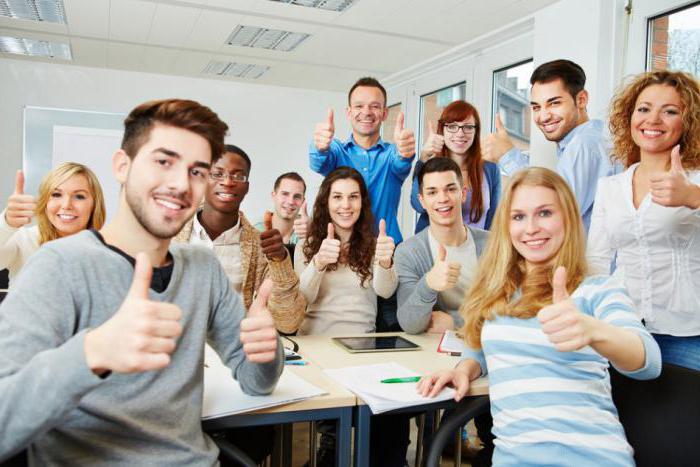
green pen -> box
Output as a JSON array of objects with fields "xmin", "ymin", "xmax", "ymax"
[{"xmin": 380, "ymin": 376, "xmax": 421, "ymax": 384}]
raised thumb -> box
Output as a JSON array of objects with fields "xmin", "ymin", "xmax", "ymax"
[
  {"xmin": 300, "ymin": 200, "xmax": 308, "ymax": 218},
  {"xmin": 378, "ymin": 218, "xmax": 386, "ymax": 237},
  {"xmin": 14, "ymin": 170, "xmax": 24, "ymax": 195},
  {"xmin": 437, "ymin": 243, "xmax": 447, "ymax": 262},
  {"xmin": 250, "ymin": 279, "xmax": 273, "ymax": 315},
  {"xmin": 552, "ymin": 266, "xmax": 569, "ymax": 303},
  {"xmin": 395, "ymin": 111, "xmax": 405, "ymax": 135},
  {"xmin": 327, "ymin": 222, "xmax": 335, "ymax": 240},
  {"xmin": 670, "ymin": 144, "xmax": 683, "ymax": 172},
  {"xmin": 428, "ymin": 121, "xmax": 436, "ymax": 136},
  {"xmin": 263, "ymin": 210, "xmax": 273, "ymax": 231},
  {"xmin": 495, "ymin": 114, "xmax": 506, "ymax": 134},
  {"xmin": 128, "ymin": 252, "xmax": 153, "ymax": 300},
  {"xmin": 327, "ymin": 108, "xmax": 334, "ymax": 129}
]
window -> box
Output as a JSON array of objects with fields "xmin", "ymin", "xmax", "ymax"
[
  {"xmin": 419, "ymin": 82, "xmax": 466, "ymax": 147},
  {"xmin": 648, "ymin": 2, "xmax": 700, "ymax": 76},
  {"xmin": 492, "ymin": 60, "xmax": 533, "ymax": 153},
  {"xmin": 382, "ymin": 103, "xmax": 403, "ymax": 143}
]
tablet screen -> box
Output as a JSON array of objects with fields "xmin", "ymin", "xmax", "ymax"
[{"xmin": 332, "ymin": 336, "xmax": 421, "ymax": 353}]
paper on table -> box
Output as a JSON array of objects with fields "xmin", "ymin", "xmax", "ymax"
[
  {"xmin": 438, "ymin": 330, "xmax": 466, "ymax": 354},
  {"xmin": 202, "ymin": 345, "xmax": 327, "ymax": 420},
  {"xmin": 324, "ymin": 362, "xmax": 456, "ymax": 414}
]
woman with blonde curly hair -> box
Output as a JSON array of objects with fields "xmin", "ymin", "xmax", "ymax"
[
  {"xmin": 588, "ymin": 70, "xmax": 700, "ymax": 370},
  {"xmin": 0, "ymin": 162, "xmax": 106, "ymax": 285},
  {"xmin": 419, "ymin": 167, "xmax": 661, "ymax": 466}
]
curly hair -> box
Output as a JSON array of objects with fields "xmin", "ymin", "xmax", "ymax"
[
  {"xmin": 302, "ymin": 167, "xmax": 376, "ymax": 287},
  {"xmin": 609, "ymin": 70, "xmax": 700, "ymax": 169}
]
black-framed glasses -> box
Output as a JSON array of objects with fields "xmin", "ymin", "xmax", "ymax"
[
  {"xmin": 443, "ymin": 123, "xmax": 477, "ymax": 134},
  {"xmin": 210, "ymin": 172, "xmax": 248, "ymax": 183}
]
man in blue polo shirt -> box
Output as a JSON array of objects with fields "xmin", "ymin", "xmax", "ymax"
[{"xmin": 309, "ymin": 76, "xmax": 415, "ymax": 243}]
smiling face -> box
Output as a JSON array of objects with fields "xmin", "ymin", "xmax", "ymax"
[
  {"xmin": 45, "ymin": 173, "xmax": 95, "ymax": 237},
  {"xmin": 346, "ymin": 85, "xmax": 388, "ymax": 138},
  {"xmin": 419, "ymin": 170, "xmax": 467, "ymax": 228},
  {"xmin": 630, "ymin": 84, "xmax": 684, "ymax": 158},
  {"xmin": 442, "ymin": 116, "xmax": 477, "ymax": 157},
  {"xmin": 272, "ymin": 178, "xmax": 305, "ymax": 220},
  {"xmin": 119, "ymin": 124, "xmax": 212, "ymax": 240},
  {"xmin": 530, "ymin": 79, "xmax": 587, "ymax": 143},
  {"xmin": 328, "ymin": 178, "xmax": 362, "ymax": 235},
  {"xmin": 509, "ymin": 184, "xmax": 565, "ymax": 270},
  {"xmin": 204, "ymin": 151, "xmax": 250, "ymax": 215}
]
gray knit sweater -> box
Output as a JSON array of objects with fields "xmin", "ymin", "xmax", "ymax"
[
  {"xmin": 394, "ymin": 227, "xmax": 489, "ymax": 334},
  {"xmin": 0, "ymin": 230, "xmax": 283, "ymax": 466}
]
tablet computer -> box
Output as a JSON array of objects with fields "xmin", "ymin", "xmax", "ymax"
[{"xmin": 332, "ymin": 336, "xmax": 421, "ymax": 353}]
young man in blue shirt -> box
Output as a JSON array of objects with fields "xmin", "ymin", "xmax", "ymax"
[{"xmin": 484, "ymin": 59, "xmax": 617, "ymax": 232}]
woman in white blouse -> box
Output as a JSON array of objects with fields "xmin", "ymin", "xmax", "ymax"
[
  {"xmin": 294, "ymin": 166, "xmax": 398, "ymax": 335},
  {"xmin": 588, "ymin": 70, "xmax": 700, "ymax": 370}
]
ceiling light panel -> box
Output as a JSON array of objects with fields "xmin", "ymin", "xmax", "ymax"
[
  {"xmin": 267, "ymin": 0, "xmax": 356, "ymax": 13},
  {"xmin": 227, "ymin": 25, "xmax": 310, "ymax": 52},
  {"xmin": 202, "ymin": 60, "xmax": 270, "ymax": 79},
  {"xmin": 0, "ymin": 35, "xmax": 71, "ymax": 59},
  {"xmin": 0, "ymin": 0, "xmax": 67, "ymax": 24}
]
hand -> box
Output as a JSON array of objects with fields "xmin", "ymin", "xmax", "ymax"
[
  {"xmin": 483, "ymin": 114, "xmax": 514, "ymax": 163},
  {"xmin": 313, "ymin": 223, "xmax": 340, "ymax": 270},
  {"xmin": 293, "ymin": 200, "xmax": 309, "ymax": 241},
  {"xmin": 649, "ymin": 145, "xmax": 700, "ymax": 209},
  {"xmin": 241, "ymin": 279, "xmax": 279, "ymax": 363},
  {"xmin": 425, "ymin": 244, "xmax": 461, "ymax": 292},
  {"xmin": 5, "ymin": 170, "xmax": 37, "ymax": 228},
  {"xmin": 314, "ymin": 108, "xmax": 335, "ymax": 152},
  {"xmin": 420, "ymin": 121, "xmax": 444, "ymax": 161},
  {"xmin": 393, "ymin": 112, "xmax": 416, "ymax": 159},
  {"xmin": 260, "ymin": 211, "xmax": 287, "ymax": 261},
  {"xmin": 374, "ymin": 219, "xmax": 395, "ymax": 269},
  {"xmin": 426, "ymin": 311, "xmax": 455, "ymax": 334},
  {"xmin": 417, "ymin": 368, "xmax": 470, "ymax": 401},
  {"xmin": 538, "ymin": 266, "xmax": 597, "ymax": 352},
  {"xmin": 84, "ymin": 253, "xmax": 183, "ymax": 374}
]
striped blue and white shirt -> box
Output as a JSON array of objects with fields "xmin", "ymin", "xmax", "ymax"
[{"xmin": 462, "ymin": 274, "xmax": 661, "ymax": 466}]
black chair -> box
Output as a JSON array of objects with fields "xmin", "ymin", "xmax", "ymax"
[{"xmin": 611, "ymin": 363, "xmax": 700, "ymax": 467}]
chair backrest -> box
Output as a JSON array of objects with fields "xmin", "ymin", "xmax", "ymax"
[{"xmin": 611, "ymin": 363, "xmax": 700, "ymax": 467}]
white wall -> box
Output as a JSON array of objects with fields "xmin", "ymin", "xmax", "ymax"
[{"xmin": 0, "ymin": 58, "xmax": 348, "ymax": 222}]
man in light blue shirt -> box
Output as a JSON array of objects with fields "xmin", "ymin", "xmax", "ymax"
[
  {"xmin": 309, "ymin": 77, "xmax": 416, "ymax": 243},
  {"xmin": 484, "ymin": 59, "xmax": 617, "ymax": 231}
]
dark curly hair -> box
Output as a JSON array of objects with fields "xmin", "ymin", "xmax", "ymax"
[{"xmin": 303, "ymin": 167, "xmax": 376, "ymax": 287}]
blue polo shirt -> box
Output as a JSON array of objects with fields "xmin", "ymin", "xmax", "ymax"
[{"xmin": 309, "ymin": 135, "xmax": 413, "ymax": 243}]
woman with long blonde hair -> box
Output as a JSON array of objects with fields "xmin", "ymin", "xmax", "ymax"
[
  {"xmin": 419, "ymin": 168, "xmax": 660, "ymax": 466},
  {"xmin": 588, "ymin": 70, "xmax": 700, "ymax": 370},
  {"xmin": 1, "ymin": 162, "xmax": 106, "ymax": 285}
]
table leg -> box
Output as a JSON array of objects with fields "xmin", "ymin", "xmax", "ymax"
[
  {"xmin": 353, "ymin": 405, "xmax": 372, "ymax": 467},
  {"xmin": 336, "ymin": 407, "xmax": 353, "ymax": 467}
]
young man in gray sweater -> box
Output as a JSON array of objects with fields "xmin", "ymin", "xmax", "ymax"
[
  {"xmin": 395, "ymin": 157, "xmax": 490, "ymax": 334},
  {"xmin": 0, "ymin": 99, "xmax": 283, "ymax": 466}
]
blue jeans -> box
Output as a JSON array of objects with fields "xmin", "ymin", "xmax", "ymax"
[{"xmin": 652, "ymin": 333, "xmax": 700, "ymax": 371}]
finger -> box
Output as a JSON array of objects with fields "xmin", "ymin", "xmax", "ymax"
[
  {"xmin": 552, "ymin": 266, "xmax": 569, "ymax": 303},
  {"xmin": 246, "ymin": 351, "xmax": 277, "ymax": 364},
  {"xmin": 537, "ymin": 303, "xmax": 562, "ymax": 324},
  {"xmin": 128, "ymin": 253, "xmax": 152, "ymax": 300},
  {"xmin": 495, "ymin": 113, "xmax": 506, "ymax": 134},
  {"xmin": 378, "ymin": 219, "xmax": 386, "ymax": 237},
  {"xmin": 14, "ymin": 170, "xmax": 24, "ymax": 195},
  {"xmin": 301, "ymin": 200, "xmax": 308, "ymax": 218},
  {"xmin": 437, "ymin": 243, "xmax": 447, "ymax": 262},
  {"xmin": 429, "ymin": 373, "xmax": 451, "ymax": 398},
  {"xmin": 649, "ymin": 172, "xmax": 667, "ymax": 184},
  {"xmin": 7, "ymin": 210, "xmax": 36, "ymax": 219},
  {"xmin": 327, "ymin": 108, "xmax": 334, "ymax": 130},
  {"xmin": 671, "ymin": 144, "xmax": 683, "ymax": 172},
  {"xmin": 263, "ymin": 210, "xmax": 273, "ymax": 231},
  {"xmin": 243, "ymin": 339, "xmax": 279, "ymax": 356},
  {"xmin": 428, "ymin": 121, "xmax": 436, "ymax": 136},
  {"xmin": 148, "ymin": 319, "xmax": 183, "ymax": 338},
  {"xmin": 250, "ymin": 278, "xmax": 274, "ymax": 316},
  {"xmin": 152, "ymin": 303, "xmax": 183, "ymax": 322},
  {"xmin": 395, "ymin": 112, "xmax": 405, "ymax": 136},
  {"xmin": 327, "ymin": 222, "xmax": 335, "ymax": 240},
  {"xmin": 140, "ymin": 336, "xmax": 177, "ymax": 354},
  {"xmin": 454, "ymin": 373, "xmax": 470, "ymax": 401},
  {"xmin": 135, "ymin": 353, "xmax": 171, "ymax": 371}
]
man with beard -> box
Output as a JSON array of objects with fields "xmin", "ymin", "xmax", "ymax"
[
  {"xmin": 484, "ymin": 59, "xmax": 617, "ymax": 232},
  {"xmin": 0, "ymin": 99, "xmax": 282, "ymax": 465},
  {"xmin": 174, "ymin": 146, "xmax": 305, "ymax": 335}
]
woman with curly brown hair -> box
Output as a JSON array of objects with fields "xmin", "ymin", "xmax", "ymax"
[
  {"xmin": 294, "ymin": 166, "xmax": 398, "ymax": 335},
  {"xmin": 588, "ymin": 70, "xmax": 700, "ymax": 370}
]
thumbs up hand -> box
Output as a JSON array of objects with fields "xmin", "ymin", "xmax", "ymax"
[
  {"xmin": 393, "ymin": 112, "xmax": 416, "ymax": 159},
  {"xmin": 5, "ymin": 170, "xmax": 37, "ymax": 229},
  {"xmin": 313, "ymin": 223, "xmax": 340, "ymax": 270},
  {"xmin": 241, "ymin": 279, "xmax": 279, "ymax": 364},
  {"xmin": 374, "ymin": 219, "xmax": 395, "ymax": 269},
  {"xmin": 293, "ymin": 201, "xmax": 309, "ymax": 241},
  {"xmin": 83, "ymin": 253, "xmax": 183, "ymax": 375},
  {"xmin": 314, "ymin": 108, "xmax": 335, "ymax": 152},
  {"xmin": 538, "ymin": 267, "xmax": 596, "ymax": 352},
  {"xmin": 483, "ymin": 114, "xmax": 514, "ymax": 163},
  {"xmin": 649, "ymin": 145, "xmax": 700, "ymax": 208},
  {"xmin": 425, "ymin": 244, "xmax": 461, "ymax": 292},
  {"xmin": 420, "ymin": 121, "xmax": 444, "ymax": 161},
  {"xmin": 260, "ymin": 210, "xmax": 287, "ymax": 262}
]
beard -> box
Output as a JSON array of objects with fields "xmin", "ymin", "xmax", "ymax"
[{"xmin": 125, "ymin": 180, "xmax": 193, "ymax": 240}]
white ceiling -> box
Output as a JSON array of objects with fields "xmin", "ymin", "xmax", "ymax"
[{"xmin": 0, "ymin": 0, "xmax": 559, "ymax": 91}]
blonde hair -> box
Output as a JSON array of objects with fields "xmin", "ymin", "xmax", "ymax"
[
  {"xmin": 461, "ymin": 167, "xmax": 587, "ymax": 348},
  {"xmin": 36, "ymin": 162, "xmax": 106, "ymax": 245},
  {"xmin": 609, "ymin": 70, "xmax": 700, "ymax": 169}
]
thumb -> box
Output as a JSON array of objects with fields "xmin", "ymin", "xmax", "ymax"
[
  {"xmin": 327, "ymin": 222, "xmax": 335, "ymax": 240},
  {"xmin": 300, "ymin": 200, "xmax": 308, "ymax": 218},
  {"xmin": 437, "ymin": 243, "xmax": 447, "ymax": 262},
  {"xmin": 495, "ymin": 114, "xmax": 506, "ymax": 134},
  {"xmin": 327, "ymin": 108, "xmax": 334, "ymax": 129},
  {"xmin": 428, "ymin": 121, "xmax": 436, "ymax": 136},
  {"xmin": 263, "ymin": 210, "xmax": 273, "ymax": 231},
  {"xmin": 552, "ymin": 266, "xmax": 569, "ymax": 303},
  {"xmin": 128, "ymin": 252, "xmax": 152, "ymax": 300},
  {"xmin": 14, "ymin": 170, "xmax": 24, "ymax": 195},
  {"xmin": 670, "ymin": 144, "xmax": 683, "ymax": 172},
  {"xmin": 250, "ymin": 279, "xmax": 273, "ymax": 315},
  {"xmin": 395, "ymin": 111, "xmax": 405, "ymax": 136},
  {"xmin": 378, "ymin": 218, "xmax": 386, "ymax": 237}
]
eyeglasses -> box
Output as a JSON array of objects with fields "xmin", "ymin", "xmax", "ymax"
[
  {"xmin": 443, "ymin": 123, "xmax": 477, "ymax": 134},
  {"xmin": 210, "ymin": 172, "xmax": 248, "ymax": 183}
]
